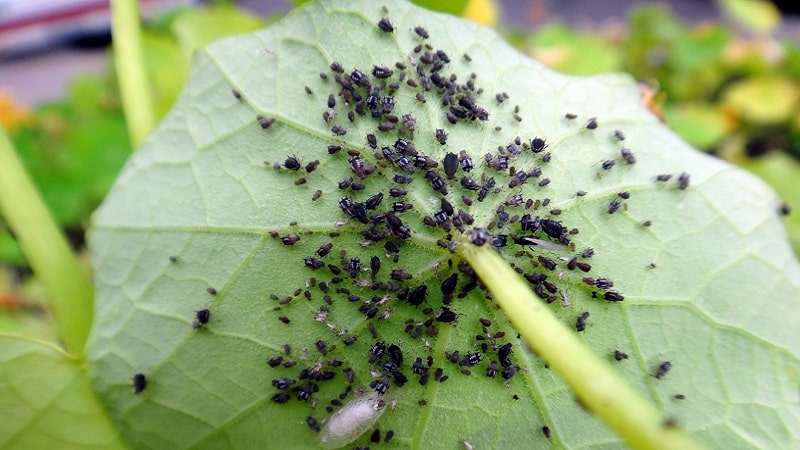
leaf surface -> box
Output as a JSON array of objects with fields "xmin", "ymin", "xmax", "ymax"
[
  {"xmin": 0, "ymin": 335, "xmax": 125, "ymax": 449},
  {"xmin": 88, "ymin": 1, "xmax": 800, "ymax": 448}
]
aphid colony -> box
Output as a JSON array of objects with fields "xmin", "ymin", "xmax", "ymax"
[{"xmin": 130, "ymin": 9, "xmax": 695, "ymax": 447}]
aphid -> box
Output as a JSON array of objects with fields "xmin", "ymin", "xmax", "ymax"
[
  {"xmin": 132, "ymin": 373, "xmax": 147, "ymax": 394},
  {"xmin": 613, "ymin": 350, "xmax": 629, "ymax": 361},
  {"xmin": 330, "ymin": 61, "xmax": 345, "ymax": 73},
  {"xmin": 373, "ymin": 375, "xmax": 391, "ymax": 395},
  {"xmin": 294, "ymin": 178, "xmax": 307, "ymax": 186},
  {"xmin": 304, "ymin": 85, "xmax": 314, "ymax": 95},
  {"xmin": 674, "ymin": 394, "xmax": 686, "ymax": 400},
  {"xmin": 339, "ymin": 197, "xmax": 369, "ymax": 224},
  {"xmin": 604, "ymin": 291, "xmax": 624, "ymax": 302},
  {"xmin": 478, "ymin": 177, "xmax": 496, "ymax": 202},
  {"xmin": 460, "ymin": 352, "xmax": 482, "ymax": 367},
  {"xmin": 257, "ymin": 115, "xmax": 275, "ymax": 129},
  {"xmin": 618, "ymin": 191, "xmax": 630, "ymax": 200},
  {"xmin": 392, "ymin": 201, "xmax": 414, "ymax": 212},
  {"xmin": 642, "ymin": 220, "xmax": 652, "ymax": 227},
  {"xmin": 565, "ymin": 113, "xmax": 577, "ymax": 119},
  {"xmin": 601, "ymin": 160, "xmax": 615, "ymax": 170},
  {"xmin": 537, "ymin": 255, "xmax": 556, "ymax": 271},
  {"xmin": 377, "ymin": 17, "xmax": 394, "ymax": 32},
  {"xmin": 531, "ymin": 137, "xmax": 547, "ymax": 152},
  {"xmin": 408, "ymin": 285, "xmax": 428, "ymax": 306},
  {"xmin": 312, "ymin": 190, "xmax": 323, "ymax": 201},
  {"xmin": 779, "ymin": 202, "xmax": 791, "ymax": 216},
  {"xmin": 608, "ymin": 200, "xmax": 621, "ymax": 214},
  {"xmin": 332, "ymin": 125, "xmax": 347, "ymax": 136},
  {"xmin": 319, "ymin": 392, "xmax": 386, "ymax": 450},
  {"xmin": 278, "ymin": 316, "xmax": 290, "ymax": 324},
  {"xmin": 284, "ymin": 155, "xmax": 302, "ymax": 170},
  {"xmin": 388, "ymin": 187, "xmax": 406, "ymax": 197},
  {"xmin": 414, "ymin": 26, "xmax": 429, "ymax": 38},
  {"xmin": 435, "ymin": 308, "xmax": 457, "ymax": 323},
  {"xmin": 388, "ymin": 344, "xmax": 404, "ymax": 367},
  {"xmin": 192, "ymin": 309, "xmax": 210, "ymax": 329},
  {"xmin": 595, "ymin": 278, "xmax": 613, "ymax": 289},
  {"xmin": 316, "ymin": 243, "xmax": 333, "ymax": 257},
  {"xmin": 371, "ymin": 429, "xmax": 381, "ymax": 443},
  {"xmin": 443, "ymin": 152, "xmax": 459, "ymax": 179},
  {"xmin": 415, "ymin": 155, "xmax": 438, "ymax": 169},
  {"xmin": 385, "ymin": 430, "xmax": 394, "ymax": 443},
  {"xmin": 415, "ymin": 92, "xmax": 426, "ymax": 103},
  {"xmin": 267, "ymin": 355, "xmax": 283, "ymax": 367},
  {"xmin": 372, "ymin": 65, "xmax": 394, "ymax": 79},
  {"xmin": 393, "ymin": 174, "xmax": 413, "ymax": 184},
  {"xmin": 585, "ymin": 117, "xmax": 598, "ymax": 129},
  {"xmin": 435, "ymin": 128, "xmax": 448, "ymax": 145},
  {"xmin": 621, "ymin": 148, "xmax": 636, "ymax": 164},
  {"xmin": 272, "ymin": 393, "xmax": 290, "ymax": 404},
  {"xmin": 419, "ymin": 374, "xmax": 429, "ymax": 385},
  {"xmin": 281, "ymin": 234, "xmax": 301, "ymax": 246},
  {"xmin": 538, "ymin": 178, "xmax": 550, "ymax": 187},
  {"xmin": 501, "ymin": 365, "xmax": 519, "ymax": 380},
  {"xmin": 459, "ymin": 150, "xmax": 474, "ymax": 172},
  {"xmin": 678, "ymin": 172, "xmax": 690, "ymax": 190},
  {"xmin": 576, "ymin": 311, "xmax": 589, "ymax": 332},
  {"xmin": 656, "ymin": 174, "xmax": 672, "ymax": 182},
  {"xmin": 542, "ymin": 426, "xmax": 551, "ymax": 439},
  {"xmin": 655, "ymin": 361, "xmax": 672, "ymax": 379},
  {"xmin": 365, "ymin": 193, "xmax": 384, "ymax": 210},
  {"xmin": 460, "ymin": 176, "xmax": 481, "ymax": 190},
  {"xmin": 425, "ymin": 171, "xmax": 447, "ymax": 194}
]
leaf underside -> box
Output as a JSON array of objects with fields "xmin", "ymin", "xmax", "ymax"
[{"xmin": 88, "ymin": 0, "xmax": 800, "ymax": 449}]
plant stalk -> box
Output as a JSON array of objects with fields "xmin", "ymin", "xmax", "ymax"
[
  {"xmin": 111, "ymin": 0, "xmax": 155, "ymax": 148},
  {"xmin": 0, "ymin": 127, "xmax": 94, "ymax": 355},
  {"xmin": 458, "ymin": 243, "xmax": 707, "ymax": 450}
]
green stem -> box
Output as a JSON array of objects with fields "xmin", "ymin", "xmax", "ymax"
[
  {"xmin": 458, "ymin": 243, "xmax": 707, "ymax": 450},
  {"xmin": 111, "ymin": 0, "xmax": 155, "ymax": 148},
  {"xmin": 0, "ymin": 127, "xmax": 94, "ymax": 356}
]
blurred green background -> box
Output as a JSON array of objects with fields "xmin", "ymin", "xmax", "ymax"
[{"xmin": 1, "ymin": 0, "xmax": 798, "ymax": 337}]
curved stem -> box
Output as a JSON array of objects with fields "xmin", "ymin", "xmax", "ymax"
[
  {"xmin": 0, "ymin": 127, "xmax": 94, "ymax": 356},
  {"xmin": 457, "ymin": 243, "xmax": 707, "ymax": 450},
  {"xmin": 111, "ymin": 0, "xmax": 155, "ymax": 148}
]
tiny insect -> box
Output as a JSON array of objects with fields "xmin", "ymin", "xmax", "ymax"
[
  {"xmin": 377, "ymin": 17, "xmax": 394, "ymax": 32},
  {"xmin": 132, "ymin": 373, "xmax": 147, "ymax": 394},
  {"xmin": 414, "ymin": 26, "xmax": 429, "ymax": 38},
  {"xmin": 621, "ymin": 148, "xmax": 636, "ymax": 164},
  {"xmin": 601, "ymin": 160, "xmax": 615, "ymax": 170},
  {"xmin": 257, "ymin": 115, "xmax": 275, "ymax": 129},
  {"xmin": 678, "ymin": 172, "xmax": 690, "ymax": 190},
  {"xmin": 613, "ymin": 350, "xmax": 629, "ymax": 361},
  {"xmin": 575, "ymin": 311, "xmax": 589, "ymax": 332},
  {"xmin": 193, "ymin": 309, "xmax": 210, "ymax": 328},
  {"xmin": 435, "ymin": 128, "xmax": 448, "ymax": 145},
  {"xmin": 655, "ymin": 361, "xmax": 672, "ymax": 379},
  {"xmin": 585, "ymin": 117, "xmax": 598, "ymax": 129},
  {"xmin": 284, "ymin": 155, "xmax": 302, "ymax": 170}
]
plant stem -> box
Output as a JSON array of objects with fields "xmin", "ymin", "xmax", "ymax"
[
  {"xmin": 111, "ymin": 0, "xmax": 155, "ymax": 148},
  {"xmin": 0, "ymin": 127, "xmax": 94, "ymax": 356},
  {"xmin": 458, "ymin": 243, "xmax": 707, "ymax": 450}
]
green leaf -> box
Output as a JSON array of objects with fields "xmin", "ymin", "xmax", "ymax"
[
  {"xmin": 722, "ymin": 76, "xmax": 799, "ymax": 125},
  {"xmin": 0, "ymin": 335, "xmax": 126, "ymax": 449},
  {"xmin": 664, "ymin": 102, "xmax": 733, "ymax": 150},
  {"xmin": 88, "ymin": 0, "xmax": 800, "ymax": 448},
  {"xmin": 529, "ymin": 24, "xmax": 621, "ymax": 75},
  {"xmin": 718, "ymin": 0, "xmax": 780, "ymax": 34}
]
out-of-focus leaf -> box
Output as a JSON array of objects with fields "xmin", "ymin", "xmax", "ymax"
[
  {"xmin": 718, "ymin": 0, "xmax": 780, "ymax": 34},
  {"xmin": 671, "ymin": 24, "xmax": 730, "ymax": 72},
  {"xmin": 462, "ymin": 0, "xmax": 499, "ymax": 26},
  {"xmin": 531, "ymin": 24, "xmax": 620, "ymax": 75},
  {"xmin": 170, "ymin": 6, "xmax": 266, "ymax": 56},
  {"xmin": 722, "ymin": 76, "xmax": 798, "ymax": 124},
  {"xmin": 0, "ymin": 336, "xmax": 126, "ymax": 449},
  {"xmin": 664, "ymin": 102, "xmax": 734, "ymax": 150}
]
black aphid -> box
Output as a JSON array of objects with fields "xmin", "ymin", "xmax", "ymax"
[
  {"xmin": 330, "ymin": 61, "xmax": 344, "ymax": 73},
  {"xmin": 586, "ymin": 117, "xmax": 598, "ymax": 129},
  {"xmin": 393, "ymin": 174, "xmax": 413, "ymax": 184},
  {"xmin": 284, "ymin": 155, "xmax": 301, "ymax": 170},
  {"xmin": 281, "ymin": 234, "xmax": 301, "ymax": 246},
  {"xmin": 565, "ymin": 113, "xmax": 577, "ymax": 119},
  {"xmin": 412, "ymin": 357, "xmax": 425, "ymax": 375},
  {"xmin": 443, "ymin": 152, "xmax": 459, "ymax": 179},
  {"xmin": 460, "ymin": 352, "xmax": 482, "ymax": 367},
  {"xmin": 613, "ymin": 350, "xmax": 629, "ymax": 361},
  {"xmin": 501, "ymin": 365, "xmax": 519, "ymax": 380},
  {"xmin": 608, "ymin": 200, "xmax": 621, "ymax": 214},
  {"xmin": 386, "ymin": 212, "xmax": 411, "ymax": 239},
  {"xmin": 193, "ymin": 309, "xmax": 210, "ymax": 328},
  {"xmin": 655, "ymin": 361, "xmax": 672, "ymax": 379},
  {"xmin": 460, "ymin": 176, "xmax": 481, "ymax": 190},
  {"xmin": 272, "ymin": 377, "xmax": 296, "ymax": 390},
  {"xmin": 267, "ymin": 355, "xmax": 283, "ymax": 367},
  {"xmin": 595, "ymin": 278, "xmax": 613, "ymax": 289},
  {"xmin": 576, "ymin": 311, "xmax": 589, "ymax": 332},
  {"xmin": 374, "ymin": 375, "xmax": 391, "ymax": 395},
  {"xmin": 440, "ymin": 273, "xmax": 458, "ymax": 296},
  {"xmin": 332, "ymin": 125, "xmax": 347, "ymax": 136},
  {"xmin": 604, "ymin": 291, "xmax": 624, "ymax": 302},
  {"xmin": 425, "ymin": 171, "xmax": 447, "ymax": 194},
  {"xmin": 339, "ymin": 197, "xmax": 369, "ymax": 224},
  {"xmin": 436, "ymin": 308, "xmax": 457, "ymax": 323},
  {"xmin": 414, "ymin": 26, "xmax": 429, "ymax": 38},
  {"xmin": 378, "ymin": 17, "xmax": 394, "ymax": 32},
  {"xmin": 348, "ymin": 258, "xmax": 361, "ymax": 279},
  {"xmin": 388, "ymin": 344, "xmax": 404, "ymax": 367},
  {"xmin": 531, "ymin": 137, "xmax": 547, "ymax": 152},
  {"xmin": 373, "ymin": 65, "xmax": 394, "ymax": 79},
  {"xmin": 278, "ymin": 316, "xmax": 290, "ymax": 324},
  {"xmin": 779, "ymin": 202, "xmax": 791, "ymax": 216},
  {"xmin": 538, "ymin": 178, "xmax": 550, "ymax": 187},
  {"xmin": 435, "ymin": 128, "xmax": 448, "ymax": 145},
  {"xmin": 366, "ymin": 193, "xmax": 384, "ymax": 210},
  {"xmin": 678, "ymin": 172, "xmax": 690, "ymax": 190},
  {"xmin": 294, "ymin": 178, "xmax": 307, "ymax": 186},
  {"xmin": 385, "ymin": 430, "xmax": 395, "ymax": 443},
  {"xmin": 537, "ymin": 255, "xmax": 557, "ymax": 271},
  {"xmin": 478, "ymin": 177, "xmax": 496, "ymax": 202},
  {"xmin": 656, "ymin": 174, "xmax": 673, "ymax": 182},
  {"xmin": 371, "ymin": 429, "xmax": 381, "ymax": 443},
  {"xmin": 601, "ymin": 160, "xmax": 615, "ymax": 170},
  {"xmin": 621, "ymin": 148, "xmax": 636, "ymax": 164},
  {"xmin": 304, "ymin": 257, "xmax": 324, "ymax": 269},
  {"xmin": 542, "ymin": 426, "xmax": 551, "ymax": 439},
  {"xmin": 133, "ymin": 373, "xmax": 147, "ymax": 394},
  {"xmin": 328, "ymin": 144, "xmax": 343, "ymax": 155},
  {"xmin": 470, "ymin": 228, "xmax": 489, "ymax": 246},
  {"xmin": 306, "ymin": 416, "xmax": 320, "ymax": 432},
  {"xmin": 272, "ymin": 393, "xmax": 290, "ymax": 404},
  {"xmin": 459, "ymin": 150, "xmax": 474, "ymax": 172},
  {"xmin": 392, "ymin": 201, "xmax": 413, "ymax": 212},
  {"xmin": 408, "ymin": 285, "xmax": 428, "ymax": 306},
  {"xmin": 366, "ymin": 133, "xmax": 378, "ymax": 149},
  {"xmin": 674, "ymin": 394, "xmax": 686, "ymax": 400},
  {"xmin": 389, "ymin": 187, "xmax": 407, "ymax": 197},
  {"xmin": 316, "ymin": 243, "xmax": 333, "ymax": 257},
  {"xmin": 312, "ymin": 190, "xmax": 322, "ymax": 201},
  {"xmin": 369, "ymin": 255, "xmax": 381, "ymax": 277},
  {"xmin": 257, "ymin": 115, "xmax": 275, "ymax": 129}
]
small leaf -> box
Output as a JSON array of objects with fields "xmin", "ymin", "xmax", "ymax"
[
  {"xmin": 89, "ymin": 0, "xmax": 800, "ymax": 448},
  {"xmin": 723, "ymin": 76, "xmax": 799, "ymax": 124},
  {"xmin": 0, "ymin": 336, "xmax": 126, "ymax": 449}
]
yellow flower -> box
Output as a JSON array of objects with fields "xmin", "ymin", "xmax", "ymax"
[{"xmin": 462, "ymin": 0, "xmax": 499, "ymax": 26}]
